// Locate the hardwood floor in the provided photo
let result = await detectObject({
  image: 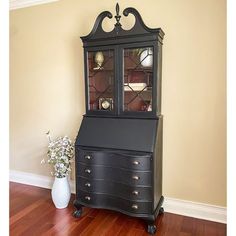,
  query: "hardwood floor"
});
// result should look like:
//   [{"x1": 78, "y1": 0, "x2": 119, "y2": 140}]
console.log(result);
[{"x1": 10, "y1": 182, "x2": 226, "y2": 236}]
